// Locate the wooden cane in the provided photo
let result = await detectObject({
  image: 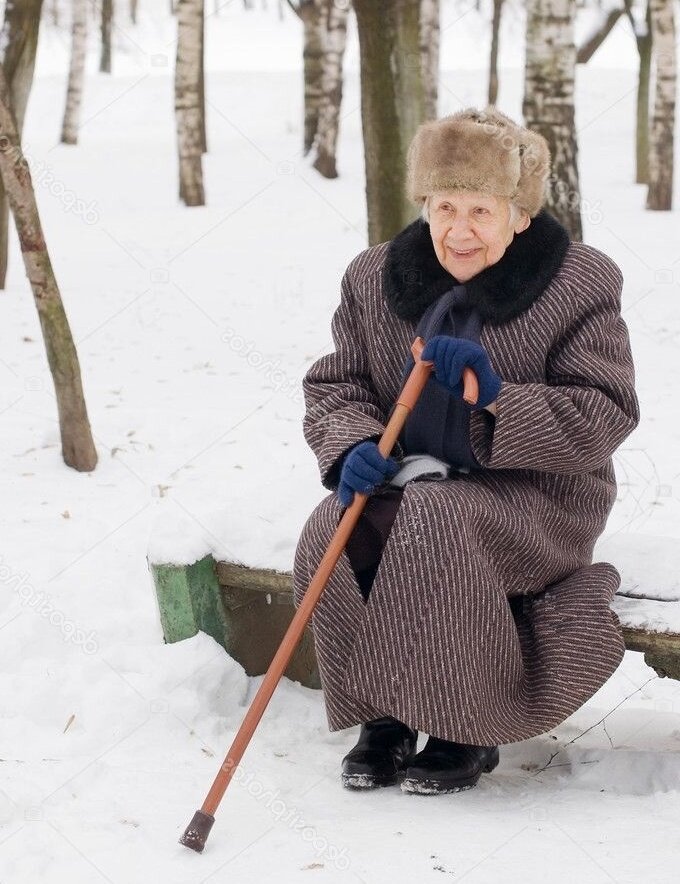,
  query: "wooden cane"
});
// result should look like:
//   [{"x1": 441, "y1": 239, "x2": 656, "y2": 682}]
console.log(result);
[{"x1": 179, "y1": 336, "x2": 479, "y2": 852}]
